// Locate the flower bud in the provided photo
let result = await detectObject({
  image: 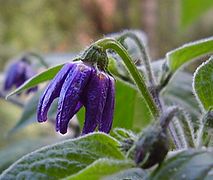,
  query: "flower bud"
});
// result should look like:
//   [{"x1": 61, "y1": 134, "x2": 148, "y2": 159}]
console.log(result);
[{"x1": 134, "y1": 123, "x2": 169, "y2": 169}]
